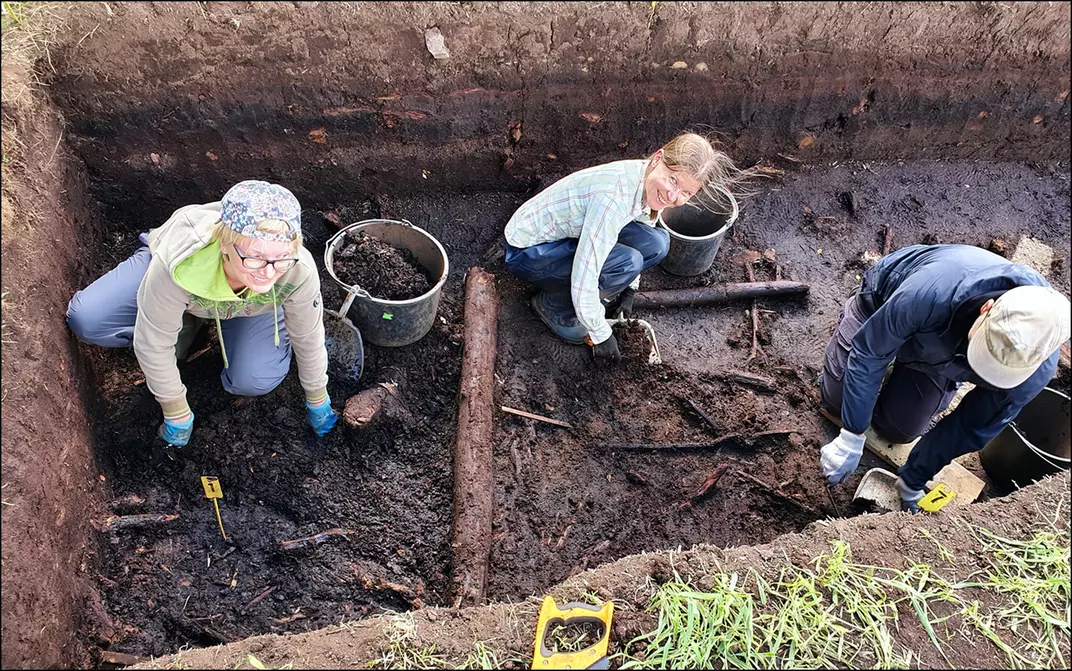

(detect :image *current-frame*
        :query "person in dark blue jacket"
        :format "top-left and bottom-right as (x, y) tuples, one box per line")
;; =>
(818, 244), (1070, 511)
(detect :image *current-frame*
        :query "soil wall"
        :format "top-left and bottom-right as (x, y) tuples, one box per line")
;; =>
(0, 62), (109, 668)
(48, 1), (1071, 226)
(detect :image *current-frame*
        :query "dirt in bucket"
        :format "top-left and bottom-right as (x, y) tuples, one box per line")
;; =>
(332, 232), (433, 300)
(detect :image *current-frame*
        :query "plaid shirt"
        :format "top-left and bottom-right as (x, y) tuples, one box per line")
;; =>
(505, 159), (654, 343)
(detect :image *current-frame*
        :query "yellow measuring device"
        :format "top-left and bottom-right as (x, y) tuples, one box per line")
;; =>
(532, 596), (614, 670)
(919, 482), (957, 512)
(200, 476), (228, 541)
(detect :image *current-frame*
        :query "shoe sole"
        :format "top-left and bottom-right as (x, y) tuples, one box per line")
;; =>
(530, 294), (587, 346)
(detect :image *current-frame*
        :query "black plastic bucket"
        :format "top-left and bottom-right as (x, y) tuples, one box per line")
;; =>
(656, 186), (739, 276)
(980, 387), (1071, 486)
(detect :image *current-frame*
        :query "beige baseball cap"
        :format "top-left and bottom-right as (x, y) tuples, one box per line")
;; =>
(967, 285), (1071, 389)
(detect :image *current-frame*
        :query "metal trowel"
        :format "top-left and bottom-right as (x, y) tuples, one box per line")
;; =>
(852, 467), (901, 512)
(606, 316), (662, 365)
(323, 312), (365, 383)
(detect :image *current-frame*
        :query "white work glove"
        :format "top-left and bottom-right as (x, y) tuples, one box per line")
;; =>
(819, 428), (866, 485)
(895, 476), (925, 514)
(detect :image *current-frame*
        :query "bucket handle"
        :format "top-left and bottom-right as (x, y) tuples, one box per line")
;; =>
(336, 284), (372, 319)
(1011, 423), (1069, 471)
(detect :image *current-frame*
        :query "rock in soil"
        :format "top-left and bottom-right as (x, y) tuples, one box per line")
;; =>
(332, 232), (432, 300)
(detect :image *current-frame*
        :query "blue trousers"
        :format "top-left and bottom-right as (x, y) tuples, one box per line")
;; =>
(503, 221), (669, 297)
(66, 233), (292, 396)
(820, 293), (959, 489)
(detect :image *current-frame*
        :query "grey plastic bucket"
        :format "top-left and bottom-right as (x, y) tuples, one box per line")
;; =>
(324, 219), (449, 348)
(980, 387), (1070, 486)
(656, 187), (739, 276)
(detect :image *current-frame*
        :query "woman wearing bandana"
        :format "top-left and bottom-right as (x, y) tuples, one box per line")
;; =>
(66, 180), (338, 448)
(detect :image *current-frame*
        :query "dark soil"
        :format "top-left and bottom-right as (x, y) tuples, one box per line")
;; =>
(73, 156), (1070, 661)
(612, 322), (656, 364)
(331, 232), (433, 300)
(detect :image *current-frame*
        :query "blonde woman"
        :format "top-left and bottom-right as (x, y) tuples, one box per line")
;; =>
(67, 180), (338, 447)
(503, 132), (744, 360)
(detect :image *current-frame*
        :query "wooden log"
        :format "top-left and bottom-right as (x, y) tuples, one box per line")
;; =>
(713, 370), (777, 391)
(633, 281), (810, 309)
(451, 268), (499, 607)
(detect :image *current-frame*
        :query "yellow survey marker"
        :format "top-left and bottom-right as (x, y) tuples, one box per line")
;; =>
(200, 476), (228, 542)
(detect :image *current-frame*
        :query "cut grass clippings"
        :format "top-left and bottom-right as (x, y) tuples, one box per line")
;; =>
(620, 513), (1070, 670)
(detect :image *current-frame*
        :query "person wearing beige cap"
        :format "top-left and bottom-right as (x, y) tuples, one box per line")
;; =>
(817, 244), (1070, 512)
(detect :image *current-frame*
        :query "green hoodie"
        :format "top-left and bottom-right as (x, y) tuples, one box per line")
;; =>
(134, 202), (328, 414)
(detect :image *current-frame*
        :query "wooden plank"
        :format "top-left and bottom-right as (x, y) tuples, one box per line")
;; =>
(819, 408), (984, 506)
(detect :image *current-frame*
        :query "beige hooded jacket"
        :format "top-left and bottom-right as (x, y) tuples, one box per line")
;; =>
(133, 202), (328, 414)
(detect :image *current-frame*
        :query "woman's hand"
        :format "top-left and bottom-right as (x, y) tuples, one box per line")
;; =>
(306, 394), (339, 437)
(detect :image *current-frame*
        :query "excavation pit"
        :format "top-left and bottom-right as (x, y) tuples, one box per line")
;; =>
(1, 2), (1069, 668)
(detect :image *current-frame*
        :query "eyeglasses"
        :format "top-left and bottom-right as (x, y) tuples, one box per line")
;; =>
(232, 244), (298, 272)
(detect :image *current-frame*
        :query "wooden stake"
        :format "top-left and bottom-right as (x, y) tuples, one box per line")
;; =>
(451, 268), (499, 608)
(745, 262), (761, 359)
(713, 370), (778, 392)
(679, 464), (731, 509)
(96, 513), (179, 532)
(500, 405), (573, 428)
(278, 528), (356, 552)
(881, 225), (894, 255)
(685, 398), (719, 433)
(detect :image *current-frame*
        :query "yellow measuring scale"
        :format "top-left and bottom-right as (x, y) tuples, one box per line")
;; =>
(200, 476), (228, 541)
(532, 596), (614, 670)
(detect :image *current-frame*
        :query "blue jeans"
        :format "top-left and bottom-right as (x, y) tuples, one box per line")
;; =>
(66, 233), (292, 396)
(503, 221), (669, 297)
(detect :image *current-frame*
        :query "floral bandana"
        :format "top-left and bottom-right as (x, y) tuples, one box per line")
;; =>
(220, 180), (302, 243)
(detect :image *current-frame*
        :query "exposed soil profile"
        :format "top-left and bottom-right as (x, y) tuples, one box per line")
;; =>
(1, 2), (1069, 668)
(331, 232), (433, 300)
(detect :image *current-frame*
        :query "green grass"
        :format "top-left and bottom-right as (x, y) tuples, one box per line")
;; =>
(366, 614), (447, 670)
(619, 518), (1070, 670)
(1, 2), (26, 31)
(458, 641), (525, 670)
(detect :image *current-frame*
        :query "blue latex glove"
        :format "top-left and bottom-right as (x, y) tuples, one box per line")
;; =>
(819, 428), (866, 485)
(159, 411), (195, 447)
(306, 396), (339, 437)
(895, 476), (925, 514)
